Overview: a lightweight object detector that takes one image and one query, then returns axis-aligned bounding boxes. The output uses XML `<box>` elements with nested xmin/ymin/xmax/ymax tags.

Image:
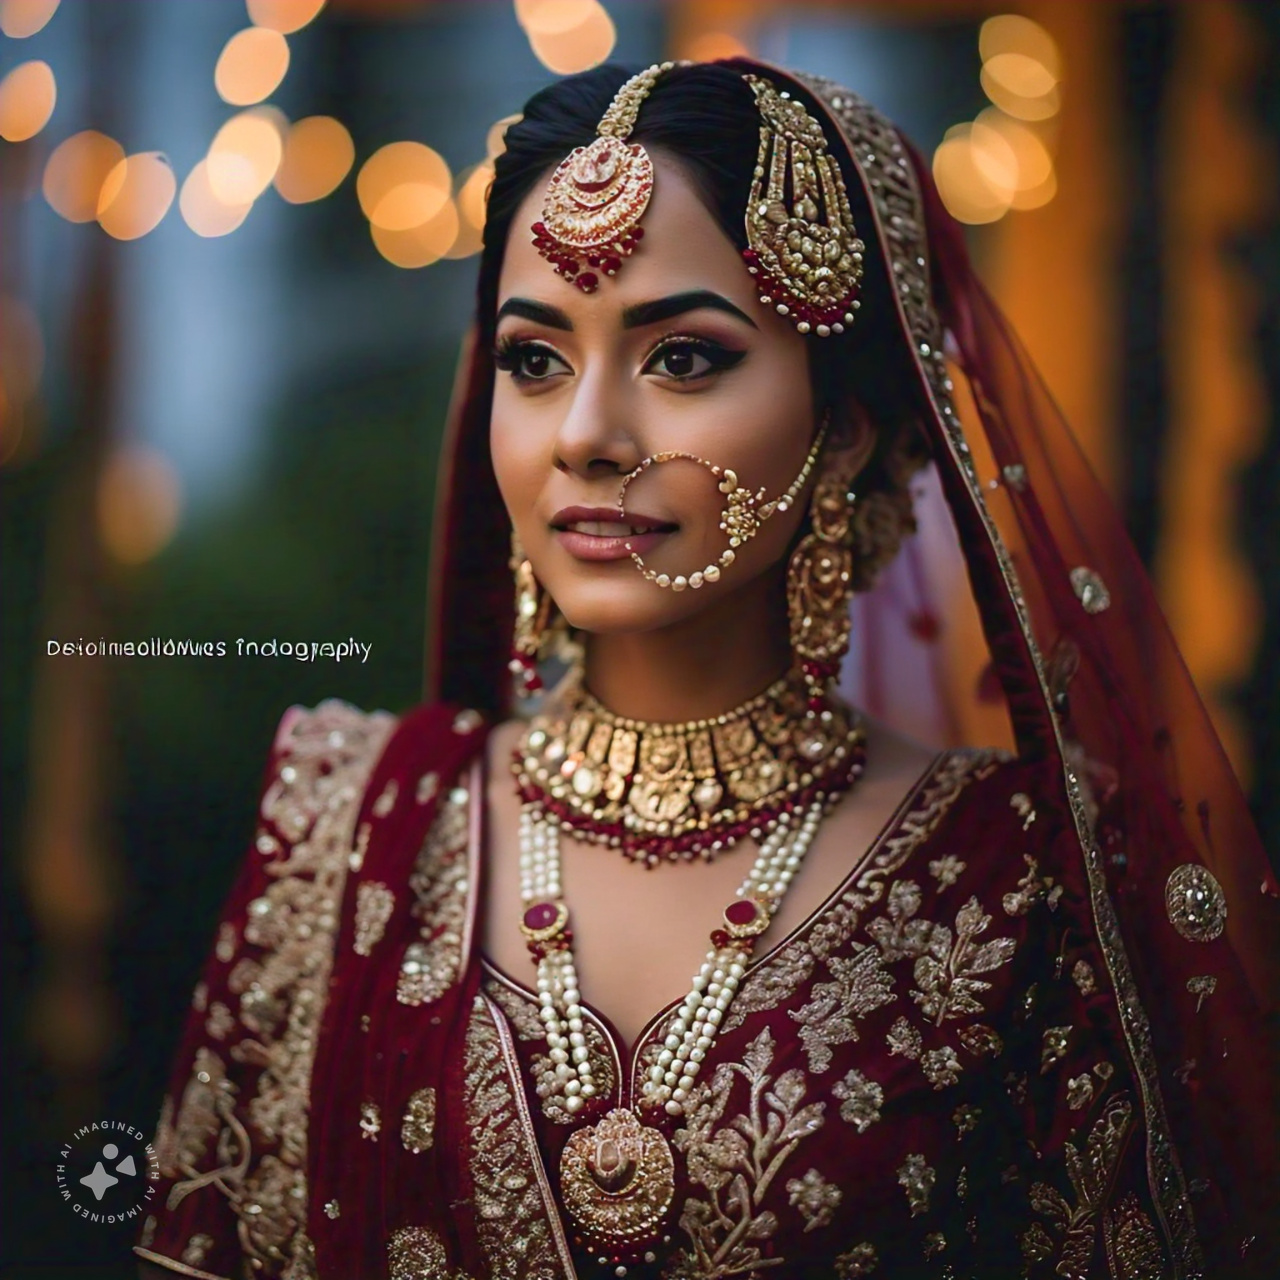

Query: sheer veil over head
<box><xmin>425</xmin><ymin>59</ymin><xmax>1279</xmax><ymax>1275</ymax></box>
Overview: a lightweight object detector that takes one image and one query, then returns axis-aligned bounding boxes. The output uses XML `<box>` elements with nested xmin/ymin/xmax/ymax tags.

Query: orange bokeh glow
<box><xmin>274</xmin><ymin>115</ymin><xmax>354</xmax><ymax>203</ymax></box>
<box><xmin>0</xmin><ymin>59</ymin><xmax>56</xmax><ymax>142</ymax></box>
<box><xmin>371</xmin><ymin>198</ymin><xmax>459</xmax><ymax>268</ymax></box>
<box><xmin>43</xmin><ymin>130</ymin><xmax>126</xmax><ymax>223</ymax></box>
<box><xmin>97</xmin><ymin>447</ymin><xmax>183</xmax><ymax>565</ymax></box>
<box><xmin>96</xmin><ymin>153</ymin><xmax>177</xmax><ymax>240</ymax></box>
<box><xmin>215</xmin><ymin>27</ymin><xmax>291</xmax><ymax>106</ymax></box>
<box><xmin>246</xmin><ymin>0</ymin><xmax>326</xmax><ymax>34</ymax></box>
<box><xmin>358</xmin><ymin>141</ymin><xmax>451</xmax><ymax>230</ymax></box>
<box><xmin>0</xmin><ymin>0</ymin><xmax>60</xmax><ymax>39</ymax></box>
<box><xmin>207</xmin><ymin>108</ymin><xmax>286</xmax><ymax>204</ymax></box>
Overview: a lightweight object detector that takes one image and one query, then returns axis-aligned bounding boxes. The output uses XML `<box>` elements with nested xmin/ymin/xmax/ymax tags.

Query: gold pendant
<box><xmin>559</xmin><ymin>1108</ymin><xmax>675</xmax><ymax>1255</ymax></box>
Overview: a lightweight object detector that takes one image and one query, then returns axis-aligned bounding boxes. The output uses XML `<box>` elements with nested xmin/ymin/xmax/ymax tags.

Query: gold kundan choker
<box><xmin>513</xmin><ymin>670</ymin><xmax>866</xmax><ymax>866</ymax></box>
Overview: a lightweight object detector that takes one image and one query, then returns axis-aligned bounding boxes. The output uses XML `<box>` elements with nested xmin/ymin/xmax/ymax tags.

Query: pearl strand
<box><xmin>519</xmin><ymin>797</ymin><xmax>827</xmax><ymax>1120</ymax></box>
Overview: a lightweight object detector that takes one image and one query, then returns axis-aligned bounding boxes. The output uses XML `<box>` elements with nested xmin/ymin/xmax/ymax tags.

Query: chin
<box><xmin>549</xmin><ymin>579</ymin><xmax>703</xmax><ymax>636</ymax></box>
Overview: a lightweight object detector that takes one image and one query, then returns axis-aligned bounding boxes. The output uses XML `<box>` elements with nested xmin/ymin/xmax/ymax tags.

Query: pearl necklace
<box><xmin>518</xmin><ymin>796</ymin><xmax>829</xmax><ymax>1118</ymax></box>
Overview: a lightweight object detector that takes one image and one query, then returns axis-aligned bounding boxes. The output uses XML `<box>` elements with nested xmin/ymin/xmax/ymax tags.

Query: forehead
<box><xmin>498</xmin><ymin>152</ymin><xmax>759</xmax><ymax>317</ymax></box>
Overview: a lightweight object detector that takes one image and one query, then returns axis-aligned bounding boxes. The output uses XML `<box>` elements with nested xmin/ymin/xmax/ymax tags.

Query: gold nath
<box><xmin>512</xmin><ymin>669</ymin><xmax>866</xmax><ymax>866</ymax></box>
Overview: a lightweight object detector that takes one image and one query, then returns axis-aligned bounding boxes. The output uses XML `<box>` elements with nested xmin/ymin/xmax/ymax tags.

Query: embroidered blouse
<box><xmin>135</xmin><ymin>700</ymin><xmax>1218</xmax><ymax>1280</ymax></box>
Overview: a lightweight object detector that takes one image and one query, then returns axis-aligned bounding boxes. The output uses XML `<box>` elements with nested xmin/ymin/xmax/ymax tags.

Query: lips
<box><xmin>551</xmin><ymin>505</ymin><xmax>677</xmax><ymax>563</ymax></box>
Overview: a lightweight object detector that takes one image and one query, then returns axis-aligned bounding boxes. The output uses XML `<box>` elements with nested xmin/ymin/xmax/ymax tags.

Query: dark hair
<box><xmin>479</xmin><ymin>62</ymin><xmax>929</xmax><ymax>587</ymax></box>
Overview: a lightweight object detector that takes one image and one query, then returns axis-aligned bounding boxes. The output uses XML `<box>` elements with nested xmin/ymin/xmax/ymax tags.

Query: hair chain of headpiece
<box><xmin>741</xmin><ymin>74</ymin><xmax>865</xmax><ymax>336</ymax></box>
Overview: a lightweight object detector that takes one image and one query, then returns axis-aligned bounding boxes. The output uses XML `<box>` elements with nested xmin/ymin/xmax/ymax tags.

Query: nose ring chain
<box><xmin>618</xmin><ymin>419</ymin><xmax>829</xmax><ymax>592</ymax></box>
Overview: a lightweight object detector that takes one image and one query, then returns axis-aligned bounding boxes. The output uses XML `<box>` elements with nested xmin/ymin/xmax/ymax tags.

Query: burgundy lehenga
<box><xmin>136</xmin><ymin>63</ymin><xmax>1278</xmax><ymax>1280</ymax></box>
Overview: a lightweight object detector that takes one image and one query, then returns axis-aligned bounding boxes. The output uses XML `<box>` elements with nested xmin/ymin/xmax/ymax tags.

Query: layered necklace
<box><xmin>511</xmin><ymin>669</ymin><xmax>866</xmax><ymax>1270</ymax></box>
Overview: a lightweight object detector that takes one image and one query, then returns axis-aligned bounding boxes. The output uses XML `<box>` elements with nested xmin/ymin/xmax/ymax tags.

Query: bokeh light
<box><xmin>456</xmin><ymin>161</ymin><xmax>493</xmax><ymax>231</ymax></box>
<box><xmin>519</xmin><ymin>0</ymin><xmax>616</xmax><ymax>75</ymax></box>
<box><xmin>43</xmin><ymin>130</ymin><xmax>125</xmax><ymax>223</ymax></box>
<box><xmin>371</xmin><ymin>196</ymin><xmax>459</xmax><ymax>268</ymax></box>
<box><xmin>246</xmin><ymin>0</ymin><xmax>326</xmax><ymax>34</ymax></box>
<box><xmin>180</xmin><ymin>159</ymin><xmax>253</xmax><ymax>237</ymax></box>
<box><xmin>979</xmin><ymin>14</ymin><xmax>1061</xmax><ymax>123</ymax></box>
<box><xmin>207</xmin><ymin>107</ymin><xmax>286</xmax><ymax>204</ymax></box>
<box><xmin>0</xmin><ymin>59</ymin><xmax>56</xmax><ymax>142</ymax></box>
<box><xmin>0</xmin><ymin>0</ymin><xmax>60</xmax><ymax>39</ymax></box>
<box><xmin>358</xmin><ymin>141</ymin><xmax>451</xmax><ymax>230</ymax></box>
<box><xmin>215</xmin><ymin>26</ymin><xmax>291</xmax><ymax>106</ymax></box>
<box><xmin>681</xmin><ymin>31</ymin><xmax>750</xmax><ymax>62</ymax></box>
<box><xmin>932</xmin><ymin>126</ymin><xmax>1013</xmax><ymax>226</ymax></box>
<box><xmin>273</xmin><ymin>114</ymin><xmax>354</xmax><ymax>203</ymax></box>
<box><xmin>97</xmin><ymin>446</ymin><xmax>183</xmax><ymax>565</ymax></box>
<box><xmin>972</xmin><ymin>108</ymin><xmax>1056</xmax><ymax>209</ymax></box>
<box><xmin>96</xmin><ymin>152</ymin><xmax>177</xmax><ymax>240</ymax></box>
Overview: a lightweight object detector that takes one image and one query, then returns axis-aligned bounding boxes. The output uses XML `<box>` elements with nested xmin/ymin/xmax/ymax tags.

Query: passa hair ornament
<box><xmin>530</xmin><ymin>61</ymin><xmax>680</xmax><ymax>293</ymax></box>
<box><xmin>741</xmin><ymin>74</ymin><xmax>865</xmax><ymax>337</ymax></box>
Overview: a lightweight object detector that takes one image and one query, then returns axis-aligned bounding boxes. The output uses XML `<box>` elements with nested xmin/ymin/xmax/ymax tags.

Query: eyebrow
<box><xmin>494</xmin><ymin>289</ymin><xmax>759</xmax><ymax>333</ymax></box>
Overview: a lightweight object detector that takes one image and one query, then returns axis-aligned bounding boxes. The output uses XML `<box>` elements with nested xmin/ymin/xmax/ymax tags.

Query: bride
<box><xmin>136</xmin><ymin>60</ymin><xmax>1277</xmax><ymax>1280</ymax></box>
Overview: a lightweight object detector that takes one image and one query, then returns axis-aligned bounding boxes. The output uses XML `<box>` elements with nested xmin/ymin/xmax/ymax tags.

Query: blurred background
<box><xmin>1</xmin><ymin>0</ymin><xmax>1276</xmax><ymax>1273</ymax></box>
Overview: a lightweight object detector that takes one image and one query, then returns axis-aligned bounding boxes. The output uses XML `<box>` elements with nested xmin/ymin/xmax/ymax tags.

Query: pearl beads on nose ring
<box><xmin>618</xmin><ymin>419</ymin><xmax>829</xmax><ymax>590</ymax></box>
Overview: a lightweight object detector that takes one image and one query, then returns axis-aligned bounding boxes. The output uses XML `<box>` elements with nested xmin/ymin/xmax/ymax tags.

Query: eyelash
<box><xmin>492</xmin><ymin>334</ymin><xmax>746</xmax><ymax>385</ymax></box>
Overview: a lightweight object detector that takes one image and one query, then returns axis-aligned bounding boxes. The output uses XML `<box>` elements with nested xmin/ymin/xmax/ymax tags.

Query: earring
<box><xmin>510</xmin><ymin>533</ymin><xmax>552</xmax><ymax>697</ymax></box>
<box><xmin>788</xmin><ymin>457</ymin><xmax>857</xmax><ymax>712</ymax></box>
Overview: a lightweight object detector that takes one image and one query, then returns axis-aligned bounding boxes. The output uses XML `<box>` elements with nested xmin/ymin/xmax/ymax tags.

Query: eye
<box><xmin>642</xmin><ymin>337</ymin><xmax>746</xmax><ymax>382</ymax></box>
<box><xmin>494</xmin><ymin>338</ymin><xmax>572</xmax><ymax>384</ymax></box>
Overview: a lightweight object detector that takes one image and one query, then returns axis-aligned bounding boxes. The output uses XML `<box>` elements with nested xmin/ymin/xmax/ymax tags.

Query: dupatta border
<box><xmin>789</xmin><ymin>69</ymin><xmax>1200</xmax><ymax>1277</ymax></box>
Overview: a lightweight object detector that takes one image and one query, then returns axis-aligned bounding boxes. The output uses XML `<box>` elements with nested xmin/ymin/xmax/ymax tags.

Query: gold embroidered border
<box><xmin>463</xmin><ymin>993</ymin><xmax>576</xmax><ymax>1279</ymax></box>
<box><xmin>797</xmin><ymin>73</ymin><xmax>1200</xmax><ymax>1275</ymax></box>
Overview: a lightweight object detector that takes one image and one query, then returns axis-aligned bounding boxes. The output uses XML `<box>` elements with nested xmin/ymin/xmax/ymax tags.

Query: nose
<box><xmin>552</xmin><ymin>368</ymin><xmax>644</xmax><ymax>481</ymax></box>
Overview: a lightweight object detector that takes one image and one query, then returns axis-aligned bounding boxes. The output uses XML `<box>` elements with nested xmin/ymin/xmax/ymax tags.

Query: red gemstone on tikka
<box><xmin>630</xmin><ymin>226</ymin><xmax>644</xmax><ymax>240</ymax></box>
<box><xmin>576</xmin><ymin>272</ymin><xmax>599</xmax><ymax>292</ymax></box>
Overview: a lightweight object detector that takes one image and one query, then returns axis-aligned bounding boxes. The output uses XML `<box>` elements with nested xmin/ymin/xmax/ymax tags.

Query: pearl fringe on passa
<box><xmin>518</xmin><ymin>796</ymin><xmax>828</xmax><ymax>1118</ymax></box>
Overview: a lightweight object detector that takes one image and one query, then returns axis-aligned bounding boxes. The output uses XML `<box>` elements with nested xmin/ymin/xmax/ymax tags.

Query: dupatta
<box><xmin>423</xmin><ymin>60</ymin><xmax>1279</xmax><ymax>1277</ymax></box>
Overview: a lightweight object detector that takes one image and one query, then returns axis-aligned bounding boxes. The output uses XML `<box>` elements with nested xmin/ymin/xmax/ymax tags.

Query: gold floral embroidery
<box><xmin>388</xmin><ymin>1225</ymin><xmax>474</xmax><ymax>1280</ymax></box>
<box><xmin>462</xmin><ymin>995</ymin><xmax>566</xmax><ymax>1279</ymax></box>
<box><xmin>1002</xmin><ymin>854</ymin><xmax>1058</xmax><ymax>917</ymax></box>
<box><xmin>398</xmin><ymin>786</ymin><xmax>471</xmax><ymax>1006</ymax></box>
<box><xmin>953</xmin><ymin>1103</ymin><xmax>981</xmax><ymax>1135</ymax></box>
<box><xmin>789</xmin><ymin>944</ymin><xmax>895</xmax><ymax>1071</ymax></box>
<box><xmin>323</xmin><ymin>1199</ymin><xmax>339</xmax><ymax>1219</ymax></box>
<box><xmin>866</xmin><ymin>880</ymin><xmax>934</xmax><ymax>962</ymax></box>
<box><xmin>192</xmin><ymin>981</ymin><xmax>208</xmax><ymax>1013</ymax></box>
<box><xmin>360</xmin><ymin>1100</ymin><xmax>381</xmax><ymax>1140</ymax></box>
<box><xmin>205</xmin><ymin>1001</ymin><xmax>235</xmax><ymax>1042</ymax></box>
<box><xmin>922</xmin><ymin>1231</ymin><xmax>946</xmax><ymax>1257</ymax></box>
<box><xmin>1010</xmin><ymin>792</ymin><xmax>1036</xmax><ymax>829</ymax></box>
<box><xmin>786</xmin><ymin>1167</ymin><xmax>841</xmax><ymax>1232</ymax></box>
<box><xmin>928</xmin><ymin>853</ymin><xmax>965</xmax><ymax>888</ymax></box>
<box><xmin>886</xmin><ymin>1015</ymin><xmax>922</xmax><ymax>1059</ymax></box>
<box><xmin>832</xmin><ymin>1067</ymin><xmax>883</xmax><ymax>1131</ymax></box>
<box><xmin>180</xmin><ymin>1233</ymin><xmax>213</xmax><ymax>1265</ymax></box>
<box><xmin>401</xmin><ymin>1086</ymin><xmax>437</xmax><ymax>1154</ymax></box>
<box><xmin>897</xmin><ymin>1152</ymin><xmax>935</xmax><ymax>1217</ymax></box>
<box><xmin>372</xmin><ymin>777</ymin><xmax>399</xmax><ymax>818</ymax></box>
<box><xmin>1186</xmin><ymin>974</ymin><xmax>1216</xmax><ymax>1012</ymax></box>
<box><xmin>215</xmin><ymin>922</ymin><xmax>237</xmax><ymax>963</ymax></box>
<box><xmin>1022</xmin><ymin>1093</ymin><xmax>1133</xmax><ymax>1280</ymax></box>
<box><xmin>159</xmin><ymin>703</ymin><xmax>391</xmax><ymax>1279</ymax></box>
<box><xmin>670</xmin><ymin>1028</ymin><xmax>825</xmax><ymax>1278</ymax></box>
<box><xmin>353</xmin><ymin>880</ymin><xmax>395</xmax><ymax>956</ymax></box>
<box><xmin>957</xmin><ymin>1022</ymin><xmax>1002</xmax><ymax>1057</ymax></box>
<box><xmin>835</xmin><ymin>1241</ymin><xmax>878</xmax><ymax>1276</ymax></box>
<box><xmin>482</xmin><ymin>973</ymin><xmax>616</xmax><ymax>1124</ymax></box>
<box><xmin>921</xmin><ymin>1045</ymin><xmax>962</xmax><ymax>1089</ymax></box>
<box><xmin>1066</xmin><ymin>1073</ymin><xmax>1095</xmax><ymax>1111</ymax></box>
<box><xmin>349</xmin><ymin>821</ymin><xmax>371</xmax><ymax>873</ymax></box>
<box><xmin>1104</xmin><ymin>1194</ymin><xmax>1167</xmax><ymax>1279</ymax></box>
<box><xmin>415</xmin><ymin>771</ymin><xmax>439</xmax><ymax>804</ymax></box>
<box><xmin>910</xmin><ymin>896</ymin><xmax>1016</xmax><ymax>1025</ymax></box>
<box><xmin>725</xmin><ymin>751</ymin><xmax>999</xmax><ymax>1031</ymax></box>
<box><xmin>1041</xmin><ymin>1025</ymin><xmax>1072</xmax><ymax>1072</ymax></box>
<box><xmin>1071</xmin><ymin>959</ymin><xmax>1097</xmax><ymax>995</ymax></box>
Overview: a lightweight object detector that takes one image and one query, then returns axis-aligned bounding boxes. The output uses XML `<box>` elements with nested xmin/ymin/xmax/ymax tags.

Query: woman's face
<box><xmin>491</xmin><ymin>152</ymin><xmax>817</xmax><ymax>637</ymax></box>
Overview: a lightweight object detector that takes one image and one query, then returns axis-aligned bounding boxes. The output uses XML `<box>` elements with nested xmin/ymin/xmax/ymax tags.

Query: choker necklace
<box><xmin>513</xmin><ymin>669</ymin><xmax>866</xmax><ymax>866</ymax></box>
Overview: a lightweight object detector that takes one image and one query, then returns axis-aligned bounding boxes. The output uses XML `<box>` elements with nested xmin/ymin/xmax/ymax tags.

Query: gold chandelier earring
<box><xmin>509</xmin><ymin>533</ymin><xmax>553</xmax><ymax>697</ymax></box>
<box><xmin>788</xmin><ymin>449</ymin><xmax>859</xmax><ymax>711</ymax></box>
